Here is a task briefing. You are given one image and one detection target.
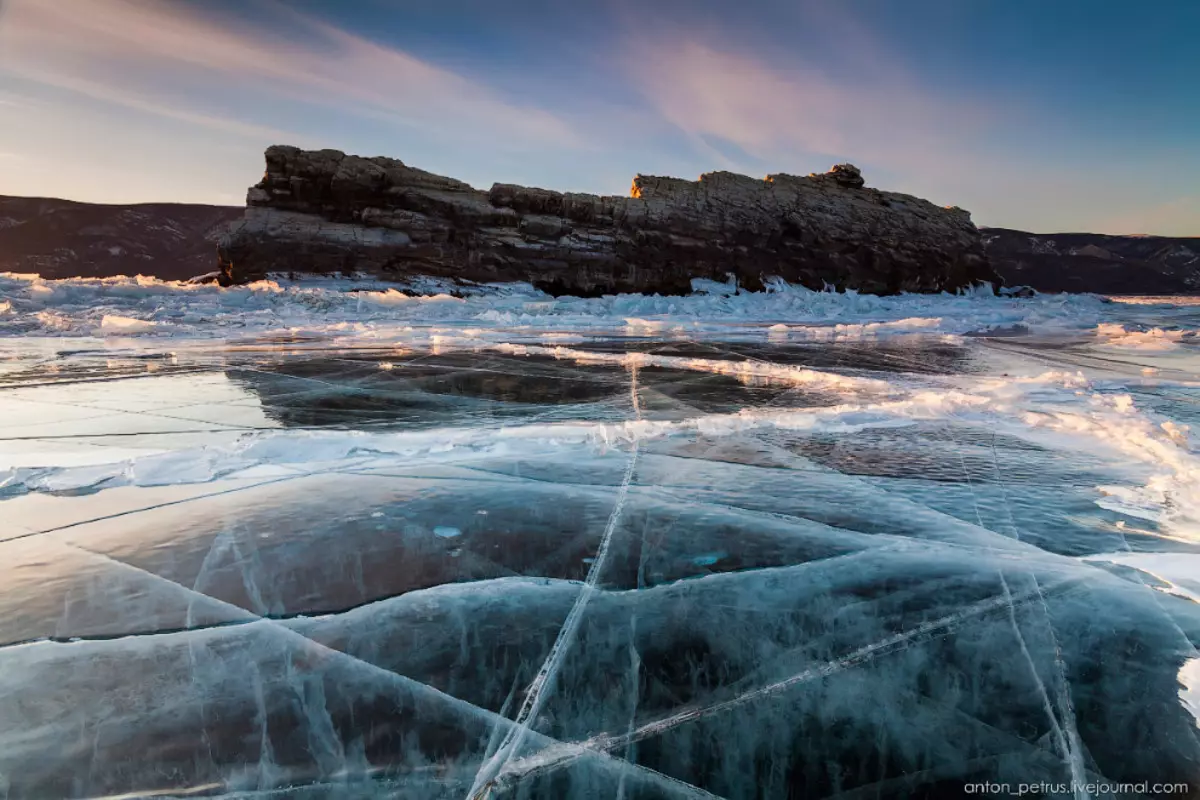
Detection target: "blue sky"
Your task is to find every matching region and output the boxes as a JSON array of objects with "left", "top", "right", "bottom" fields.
[{"left": 0, "top": 0, "right": 1196, "bottom": 234}]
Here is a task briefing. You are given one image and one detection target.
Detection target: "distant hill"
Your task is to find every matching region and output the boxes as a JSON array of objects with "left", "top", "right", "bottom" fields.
[
  {"left": 982, "top": 227, "right": 1200, "bottom": 294},
  {"left": 0, "top": 196, "right": 242, "bottom": 281},
  {"left": 1, "top": 193, "right": 1196, "bottom": 294}
]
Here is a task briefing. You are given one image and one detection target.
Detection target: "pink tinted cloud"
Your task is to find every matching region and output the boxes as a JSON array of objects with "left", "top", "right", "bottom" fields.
[
  {"left": 623, "top": 33, "right": 997, "bottom": 180},
  {"left": 0, "top": 0, "right": 578, "bottom": 147},
  {"left": 614, "top": 24, "right": 1180, "bottom": 233}
]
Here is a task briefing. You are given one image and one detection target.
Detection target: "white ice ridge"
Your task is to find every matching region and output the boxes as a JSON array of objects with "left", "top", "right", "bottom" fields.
[
  {"left": 1094, "top": 322, "right": 1198, "bottom": 352},
  {"left": 0, "top": 369, "right": 1115, "bottom": 501},
  {"left": 99, "top": 314, "right": 159, "bottom": 335},
  {"left": 6, "top": 347, "right": 1200, "bottom": 544},
  {"left": 0, "top": 271, "right": 1123, "bottom": 341},
  {"left": 1015, "top": 392, "right": 1200, "bottom": 540},
  {"left": 0, "top": 381, "right": 1053, "bottom": 500},
  {"left": 768, "top": 317, "right": 943, "bottom": 340},
  {"left": 489, "top": 343, "right": 895, "bottom": 392}
]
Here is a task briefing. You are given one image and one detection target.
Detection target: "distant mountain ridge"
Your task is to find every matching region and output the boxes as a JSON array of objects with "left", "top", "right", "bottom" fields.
[
  {"left": 0, "top": 196, "right": 242, "bottom": 282},
  {"left": 0, "top": 193, "right": 1196, "bottom": 294},
  {"left": 982, "top": 227, "right": 1200, "bottom": 294}
]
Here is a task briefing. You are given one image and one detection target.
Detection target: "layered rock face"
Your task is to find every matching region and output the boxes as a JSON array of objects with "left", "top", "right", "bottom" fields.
[{"left": 217, "top": 145, "right": 999, "bottom": 294}]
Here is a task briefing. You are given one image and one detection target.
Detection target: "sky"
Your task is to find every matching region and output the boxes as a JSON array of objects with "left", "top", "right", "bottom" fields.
[{"left": 0, "top": 0, "right": 1196, "bottom": 235}]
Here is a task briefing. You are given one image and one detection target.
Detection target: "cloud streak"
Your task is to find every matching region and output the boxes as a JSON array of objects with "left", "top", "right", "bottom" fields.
[
  {"left": 0, "top": 0, "right": 1193, "bottom": 234},
  {"left": 612, "top": 12, "right": 1199, "bottom": 235},
  {"left": 620, "top": 28, "right": 997, "bottom": 186},
  {"left": 0, "top": 0, "right": 578, "bottom": 148}
]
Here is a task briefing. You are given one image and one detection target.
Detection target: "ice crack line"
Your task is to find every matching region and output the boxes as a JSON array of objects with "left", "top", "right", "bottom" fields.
[
  {"left": 985, "top": 431, "right": 1091, "bottom": 799},
  {"left": 466, "top": 366, "right": 643, "bottom": 799},
  {"left": 488, "top": 575, "right": 1081, "bottom": 789},
  {"left": 57, "top": 542, "right": 711, "bottom": 799},
  {"left": 951, "top": 423, "right": 1082, "bottom": 793}
]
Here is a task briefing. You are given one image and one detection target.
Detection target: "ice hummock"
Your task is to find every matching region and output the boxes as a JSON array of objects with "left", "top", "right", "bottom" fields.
[{"left": 0, "top": 270, "right": 1128, "bottom": 343}]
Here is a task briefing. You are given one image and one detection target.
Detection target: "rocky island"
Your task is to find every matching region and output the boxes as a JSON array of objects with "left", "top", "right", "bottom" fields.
[
  {"left": 7, "top": 148, "right": 1192, "bottom": 294},
  {"left": 216, "top": 145, "right": 1000, "bottom": 295}
]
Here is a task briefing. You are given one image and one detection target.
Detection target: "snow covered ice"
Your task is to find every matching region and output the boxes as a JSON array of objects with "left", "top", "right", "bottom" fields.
[{"left": 2, "top": 275, "right": 1200, "bottom": 798}]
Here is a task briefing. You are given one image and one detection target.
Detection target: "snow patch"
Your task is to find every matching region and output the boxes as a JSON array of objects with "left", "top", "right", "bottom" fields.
[
  {"left": 1180, "top": 659, "right": 1200, "bottom": 729},
  {"left": 1095, "top": 323, "right": 1193, "bottom": 352},
  {"left": 99, "top": 315, "right": 158, "bottom": 335},
  {"left": 785, "top": 317, "right": 943, "bottom": 341}
]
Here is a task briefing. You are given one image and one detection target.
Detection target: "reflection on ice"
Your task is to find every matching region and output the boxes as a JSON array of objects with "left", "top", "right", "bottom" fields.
[{"left": 2, "top": 312, "right": 1200, "bottom": 798}]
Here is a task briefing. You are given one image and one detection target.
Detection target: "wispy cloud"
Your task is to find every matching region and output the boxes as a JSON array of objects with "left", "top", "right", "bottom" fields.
[
  {"left": 0, "top": 0, "right": 578, "bottom": 148},
  {"left": 0, "top": 88, "right": 28, "bottom": 107},
  {"left": 610, "top": 11, "right": 1182, "bottom": 233},
  {"left": 620, "top": 29, "right": 997, "bottom": 184},
  {"left": 7, "top": 68, "right": 299, "bottom": 143},
  {"left": 0, "top": 0, "right": 1192, "bottom": 234}
]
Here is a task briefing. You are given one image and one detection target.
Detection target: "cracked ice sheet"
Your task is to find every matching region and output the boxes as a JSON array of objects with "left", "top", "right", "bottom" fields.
[{"left": 2, "top": 314, "right": 1200, "bottom": 797}]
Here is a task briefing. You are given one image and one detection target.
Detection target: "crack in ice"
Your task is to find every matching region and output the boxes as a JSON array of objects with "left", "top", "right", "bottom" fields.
[
  {"left": 488, "top": 576, "right": 1080, "bottom": 788},
  {"left": 47, "top": 543, "right": 710, "bottom": 799},
  {"left": 467, "top": 366, "right": 643, "bottom": 799}
]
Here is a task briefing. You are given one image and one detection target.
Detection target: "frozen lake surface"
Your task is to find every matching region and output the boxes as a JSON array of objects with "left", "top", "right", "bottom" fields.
[{"left": 2, "top": 274, "right": 1200, "bottom": 798}]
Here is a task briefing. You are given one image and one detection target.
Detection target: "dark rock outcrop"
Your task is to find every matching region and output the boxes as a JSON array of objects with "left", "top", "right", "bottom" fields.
[
  {"left": 983, "top": 228, "right": 1200, "bottom": 294},
  {"left": 216, "top": 145, "right": 999, "bottom": 295},
  {"left": 0, "top": 196, "right": 241, "bottom": 280}
]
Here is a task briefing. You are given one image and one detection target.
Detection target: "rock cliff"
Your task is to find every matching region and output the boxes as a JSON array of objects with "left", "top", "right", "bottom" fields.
[{"left": 216, "top": 145, "right": 999, "bottom": 295}]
